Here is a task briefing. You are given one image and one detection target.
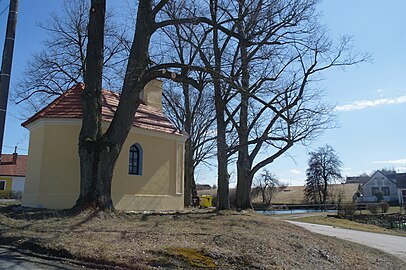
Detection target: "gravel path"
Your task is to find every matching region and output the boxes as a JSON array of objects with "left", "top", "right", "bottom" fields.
[{"left": 288, "top": 220, "right": 406, "bottom": 263}]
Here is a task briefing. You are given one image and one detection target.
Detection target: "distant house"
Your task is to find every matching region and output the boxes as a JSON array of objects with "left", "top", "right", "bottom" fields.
[
  {"left": 21, "top": 80, "right": 187, "bottom": 211},
  {"left": 357, "top": 171, "right": 398, "bottom": 203},
  {"left": 395, "top": 173, "right": 406, "bottom": 205},
  {"left": 196, "top": 184, "right": 212, "bottom": 190},
  {"left": 345, "top": 175, "right": 369, "bottom": 184},
  {"left": 0, "top": 149, "right": 27, "bottom": 194}
]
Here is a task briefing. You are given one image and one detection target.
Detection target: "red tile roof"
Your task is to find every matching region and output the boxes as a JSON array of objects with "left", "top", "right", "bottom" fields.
[
  {"left": 0, "top": 154, "right": 27, "bottom": 177},
  {"left": 22, "top": 83, "right": 182, "bottom": 136}
]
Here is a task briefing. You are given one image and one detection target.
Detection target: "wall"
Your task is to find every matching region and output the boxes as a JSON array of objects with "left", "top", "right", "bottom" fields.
[
  {"left": 11, "top": 177, "right": 25, "bottom": 192},
  {"left": 22, "top": 119, "right": 185, "bottom": 211}
]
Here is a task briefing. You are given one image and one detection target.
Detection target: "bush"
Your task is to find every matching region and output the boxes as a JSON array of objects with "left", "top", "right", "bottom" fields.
[
  {"left": 0, "top": 190, "right": 22, "bottom": 199},
  {"left": 0, "top": 190, "right": 12, "bottom": 199},
  {"left": 375, "top": 191, "right": 384, "bottom": 203},
  {"left": 380, "top": 201, "right": 389, "bottom": 213},
  {"left": 367, "top": 203, "right": 379, "bottom": 214},
  {"left": 338, "top": 203, "right": 357, "bottom": 219}
]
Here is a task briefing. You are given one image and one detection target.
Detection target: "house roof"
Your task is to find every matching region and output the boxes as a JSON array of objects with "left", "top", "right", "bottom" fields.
[
  {"left": 0, "top": 154, "right": 27, "bottom": 177},
  {"left": 395, "top": 173, "right": 406, "bottom": 189},
  {"left": 361, "top": 170, "right": 397, "bottom": 187},
  {"left": 345, "top": 175, "right": 369, "bottom": 184},
  {"left": 21, "top": 83, "right": 182, "bottom": 136}
]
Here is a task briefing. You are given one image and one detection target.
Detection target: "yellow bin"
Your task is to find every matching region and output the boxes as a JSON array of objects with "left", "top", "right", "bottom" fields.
[{"left": 199, "top": 195, "right": 213, "bottom": 207}]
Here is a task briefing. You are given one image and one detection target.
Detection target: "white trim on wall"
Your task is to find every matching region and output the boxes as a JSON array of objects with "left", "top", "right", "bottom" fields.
[
  {"left": 25, "top": 118, "right": 188, "bottom": 142},
  {"left": 175, "top": 142, "right": 184, "bottom": 195}
]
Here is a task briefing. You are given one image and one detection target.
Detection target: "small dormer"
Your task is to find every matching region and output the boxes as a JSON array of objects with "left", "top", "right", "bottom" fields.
[{"left": 140, "top": 80, "right": 163, "bottom": 111}]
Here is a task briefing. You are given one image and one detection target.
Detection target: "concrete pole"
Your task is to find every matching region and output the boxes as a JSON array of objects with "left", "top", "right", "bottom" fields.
[{"left": 0, "top": 0, "right": 19, "bottom": 163}]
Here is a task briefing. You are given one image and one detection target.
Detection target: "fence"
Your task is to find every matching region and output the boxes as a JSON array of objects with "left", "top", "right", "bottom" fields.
[{"left": 351, "top": 214, "right": 406, "bottom": 230}]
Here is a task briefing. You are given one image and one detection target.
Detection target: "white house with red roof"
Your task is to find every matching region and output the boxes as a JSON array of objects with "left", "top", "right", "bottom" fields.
[
  {"left": 21, "top": 80, "right": 187, "bottom": 210},
  {"left": 0, "top": 148, "right": 27, "bottom": 195}
]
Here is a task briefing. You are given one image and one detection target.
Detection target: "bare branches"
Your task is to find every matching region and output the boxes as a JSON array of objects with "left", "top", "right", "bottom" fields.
[{"left": 12, "top": 0, "right": 130, "bottom": 114}]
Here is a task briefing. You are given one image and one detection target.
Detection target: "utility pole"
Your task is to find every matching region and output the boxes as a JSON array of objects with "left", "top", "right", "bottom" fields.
[{"left": 0, "top": 0, "right": 19, "bottom": 163}]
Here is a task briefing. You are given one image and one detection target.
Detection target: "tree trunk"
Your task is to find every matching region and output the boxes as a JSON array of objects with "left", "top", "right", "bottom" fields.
[
  {"left": 322, "top": 177, "right": 328, "bottom": 205},
  {"left": 75, "top": 0, "right": 154, "bottom": 211},
  {"left": 76, "top": 0, "right": 107, "bottom": 210},
  {"left": 261, "top": 186, "right": 266, "bottom": 203},
  {"left": 182, "top": 76, "right": 193, "bottom": 207},
  {"left": 235, "top": 12, "right": 252, "bottom": 209},
  {"left": 211, "top": 0, "right": 229, "bottom": 210},
  {"left": 184, "top": 136, "right": 193, "bottom": 206}
]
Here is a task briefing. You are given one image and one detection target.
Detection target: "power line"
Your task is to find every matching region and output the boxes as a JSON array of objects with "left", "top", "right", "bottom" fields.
[
  {"left": 0, "top": 5, "right": 8, "bottom": 17},
  {"left": 3, "top": 145, "right": 28, "bottom": 151}
]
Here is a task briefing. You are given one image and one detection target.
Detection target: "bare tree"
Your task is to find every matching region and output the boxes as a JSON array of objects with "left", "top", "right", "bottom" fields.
[
  {"left": 211, "top": 0, "right": 367, "bottom": 209},
  {"left": 163, "top": 82, "right": 216, "bottom": 206},
  {"left": 161, "top": 0, "right": 237, "bottom": 209},
  {"left": 158, "top": 2, "right": 217, "bottom": 206},
  {"left": 251, "top": 169, "right": 285, "bottom": 205},
  {"left": 304, "top": 145, "right": 343, "bottom": 205},
  {"left": 12, "top": 0, "right": 129, "bottom": 115}
]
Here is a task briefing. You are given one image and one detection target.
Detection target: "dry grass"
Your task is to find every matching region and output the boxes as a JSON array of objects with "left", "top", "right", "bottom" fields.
[
  {"left": 199, "top": 184, "right": 359, "bottom": 205},
  {"left": 265, "top": 184, "right": 359, "bottom": 205},
  {"left": 0, "top": 202, "right": 404, "bottom": 269}
]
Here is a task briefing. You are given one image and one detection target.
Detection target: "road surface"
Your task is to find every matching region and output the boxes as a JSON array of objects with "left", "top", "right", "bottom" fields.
[
  {"left": 288, "top": 220, "right": 406, "bottom": 262},
  {"left": 0, "top": 246, "right": 90, "bottom": 269}
]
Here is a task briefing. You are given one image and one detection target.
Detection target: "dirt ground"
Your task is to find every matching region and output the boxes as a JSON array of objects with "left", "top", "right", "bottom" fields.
[{"left": 0, "top": 202, "right": 405, "bottom": 270}]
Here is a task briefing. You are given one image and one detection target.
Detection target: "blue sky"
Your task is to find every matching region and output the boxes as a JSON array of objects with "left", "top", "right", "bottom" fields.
[{"left": 1, "top": 1, "right": 406, "bottom": 186}]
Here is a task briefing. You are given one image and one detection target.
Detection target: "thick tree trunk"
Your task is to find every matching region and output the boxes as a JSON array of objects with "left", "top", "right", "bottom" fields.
[
  {"left": 216, "top": 125, "right": 229, "bottom": 210},
  {"left": 75, "top": 0, "right": 154, "bottom": 211},
  {"left": 235, "top": 158, "right": 253, "bottom": 209},
  {"left": 235, "top": 14, "right": 252, "bottom": 209},
  {"left": 211, "top": 0, "right": 229, "bottom": 210},
  {"left": 76, "top": 0, "right": 107, "bottom": 210},
  {"left": 184, "top": 137, "right": 193, "bottom": 206},
  {"left": 182, "top": 77, "right": 193, "bottom": 207}
]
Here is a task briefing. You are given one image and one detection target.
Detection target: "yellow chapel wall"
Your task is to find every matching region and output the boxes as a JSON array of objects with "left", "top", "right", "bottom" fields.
[
  {"left": 22, "top": 121, "right": 185, "bottom": 211},
  {"left": 21, "top": 125, "right": 45, "bottom": 207}
]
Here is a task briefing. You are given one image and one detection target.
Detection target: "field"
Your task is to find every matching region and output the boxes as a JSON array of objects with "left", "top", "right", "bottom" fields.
[{"left": 198, "top": 183, "right": 360, "bottom": 205}]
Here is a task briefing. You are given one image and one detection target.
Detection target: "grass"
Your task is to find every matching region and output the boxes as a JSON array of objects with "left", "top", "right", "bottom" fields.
[
  {"left": 0, "top": 202, "right": 405, "bottom": 269},
  {"left": 165, "top": 247, "right": 216, "bottom": 268},
  {"left": 294, "top": 214, "right": 406, "bottom": 237}
]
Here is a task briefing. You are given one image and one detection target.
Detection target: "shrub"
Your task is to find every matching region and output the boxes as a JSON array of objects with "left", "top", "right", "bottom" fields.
[
  {"left": 380, "top": 201, "right": 389, "bottom": 213},
  {"left": 0, "top": 191, "right": 23, "bottom": 199},
  {"left": 0, "top": 190, "right": 12, "bottom": 199},
  {"left": 374, "top": 191, "right": 384, "bottom": 203},
  {"left": 367, "top": 203, "right": 379, "bottom": 214},
  {"left": 338, "top": 203, "right": 357, "bottom": 219}
]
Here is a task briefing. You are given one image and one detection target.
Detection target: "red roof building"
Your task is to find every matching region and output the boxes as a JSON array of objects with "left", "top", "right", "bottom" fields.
[
  {"left": 0, "top": 152, "right": 27, "bottom": 193},
  {"left": 21, "top": 81, "right": 187, "bottom": 211},
  {"left": 0, "top": 153, "right": 27, "bottom": 177}
]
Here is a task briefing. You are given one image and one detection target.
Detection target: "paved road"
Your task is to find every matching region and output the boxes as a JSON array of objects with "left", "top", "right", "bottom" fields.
[
  {"left": 288, "top": 220, "right": 406, "bottom": 262},
  {"left": 0, "top": 246, "right": 90, "bottom": 269}
]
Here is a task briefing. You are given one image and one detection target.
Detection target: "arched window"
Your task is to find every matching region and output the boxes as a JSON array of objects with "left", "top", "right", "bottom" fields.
[{"left": 129, "top": 143, "right": 143, "bottom": 175}]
